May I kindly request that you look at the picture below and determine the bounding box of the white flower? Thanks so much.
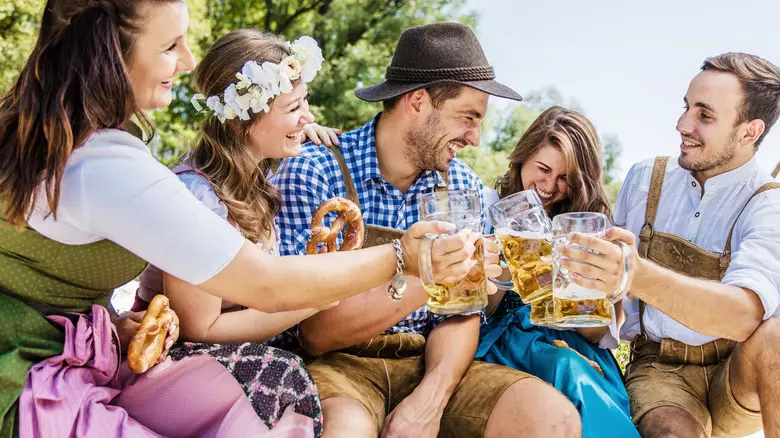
[235,73,252,90]
[248,87,271,113]
[205,95,221,111]
[278,73,293,94]
[279,56,302,81]
[293,36,324,82]
[260,62,282,95]
[191,35,324,123]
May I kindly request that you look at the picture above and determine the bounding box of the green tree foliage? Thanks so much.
[0,0,476,164]
[0,1,43,91]
[151,0,477,164]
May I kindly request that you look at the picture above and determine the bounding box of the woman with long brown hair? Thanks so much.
[478,106,638,438]
[133,29,357,436]
[0,1,478,436]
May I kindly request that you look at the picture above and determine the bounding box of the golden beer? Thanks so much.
[529,293,556,326]
[496,229,553,303]
[552,290,613,327]
[425,238,487,314]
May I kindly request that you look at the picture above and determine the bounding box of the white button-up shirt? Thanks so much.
[613,155,780,346]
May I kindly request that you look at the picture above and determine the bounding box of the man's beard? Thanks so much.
[678,129,739,173]
[403,110,451,173]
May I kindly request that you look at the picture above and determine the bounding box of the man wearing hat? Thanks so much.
[274,22,581,437]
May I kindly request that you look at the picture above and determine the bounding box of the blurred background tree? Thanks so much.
[0,1,623,204]
[1,0,630,366]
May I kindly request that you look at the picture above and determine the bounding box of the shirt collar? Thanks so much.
[355,115,381,183]
[691,155,760,194]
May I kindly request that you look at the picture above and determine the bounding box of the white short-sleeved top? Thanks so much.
[27,129,245,286]
[611,155,780,346]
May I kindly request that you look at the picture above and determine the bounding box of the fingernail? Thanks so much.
[170,323,177,333]
[166,339,174,349]
[440,222,457,231]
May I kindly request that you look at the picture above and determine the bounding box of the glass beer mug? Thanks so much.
[551,212,630,327]
[487,190,555,325]
[418,189,487,314]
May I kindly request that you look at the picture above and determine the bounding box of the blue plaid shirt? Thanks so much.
[273,114,484,337]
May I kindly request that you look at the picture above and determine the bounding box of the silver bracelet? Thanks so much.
[388,239,407,301]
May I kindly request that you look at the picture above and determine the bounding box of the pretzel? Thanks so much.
[127,295,174,374]
[306,197,365,254]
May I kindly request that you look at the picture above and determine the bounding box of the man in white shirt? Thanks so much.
[559,52,780,438]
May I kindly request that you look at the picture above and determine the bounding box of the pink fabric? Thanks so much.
[18,305,314,438]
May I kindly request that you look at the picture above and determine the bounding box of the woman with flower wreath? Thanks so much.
[0,1,479,437]
[133,29,357,437]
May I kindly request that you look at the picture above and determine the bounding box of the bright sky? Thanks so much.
[467,0,780,180]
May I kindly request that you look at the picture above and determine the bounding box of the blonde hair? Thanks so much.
[189,29,294,243]
[495,106,611,218]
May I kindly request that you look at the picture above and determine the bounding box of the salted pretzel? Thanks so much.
[127,295,174,374]
[306,197,365,254]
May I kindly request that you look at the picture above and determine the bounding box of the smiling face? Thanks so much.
[246,83,314,161]
[676,69,753,179]
[126,1,196,111]
[519,143,569,211]
[404,86,489,172]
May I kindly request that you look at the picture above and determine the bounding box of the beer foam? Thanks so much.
[495,227,550,240]
[556,283,606,300]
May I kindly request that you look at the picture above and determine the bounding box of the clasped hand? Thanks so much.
[558,226,638,300]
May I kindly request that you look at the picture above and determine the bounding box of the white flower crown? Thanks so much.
[191,35,324,123]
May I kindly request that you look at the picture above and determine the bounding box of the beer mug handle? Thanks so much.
[418,233,440,289]
[484,234,515,291]
[607,240,633,302]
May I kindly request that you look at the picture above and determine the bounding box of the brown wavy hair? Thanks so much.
[495,106,611,218]
[188,29,292,243]
[0,0,176,227]
[702,52,780,148]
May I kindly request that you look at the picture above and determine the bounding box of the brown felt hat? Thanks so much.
[355,22,522,102]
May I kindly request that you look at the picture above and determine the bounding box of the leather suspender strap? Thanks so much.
[638,156,669,258]
[638,156,669,337]
[326,144,360,207]
[722,182,780,257]
[326,144,451,204]
[435,171,449,192]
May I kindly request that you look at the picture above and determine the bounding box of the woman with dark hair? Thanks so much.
[0,2,477,436]
[478,106,639,438]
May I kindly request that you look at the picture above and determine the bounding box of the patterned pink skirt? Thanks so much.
[18,305,314,438]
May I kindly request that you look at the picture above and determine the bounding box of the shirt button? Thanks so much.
[695,212,700,218]
[692,181,697,187]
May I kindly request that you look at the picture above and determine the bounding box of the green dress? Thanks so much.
[0,216,147,437]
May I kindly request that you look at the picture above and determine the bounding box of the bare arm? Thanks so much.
[380,315,480,436]
[565,227,764,343]
[299,278,428,355]
[165,273,322,344]
[193,222,476,314]
[630,258,762,342]
[419,315,479,400]
[299,234,502,355]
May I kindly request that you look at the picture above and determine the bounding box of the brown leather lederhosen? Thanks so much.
[630,156,780,366]
[307,146,534,436]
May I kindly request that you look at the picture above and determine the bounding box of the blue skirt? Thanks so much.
[477,298,639,438]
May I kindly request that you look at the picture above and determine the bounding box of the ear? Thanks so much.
[401,89,428,120]
[741,118,765,147]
